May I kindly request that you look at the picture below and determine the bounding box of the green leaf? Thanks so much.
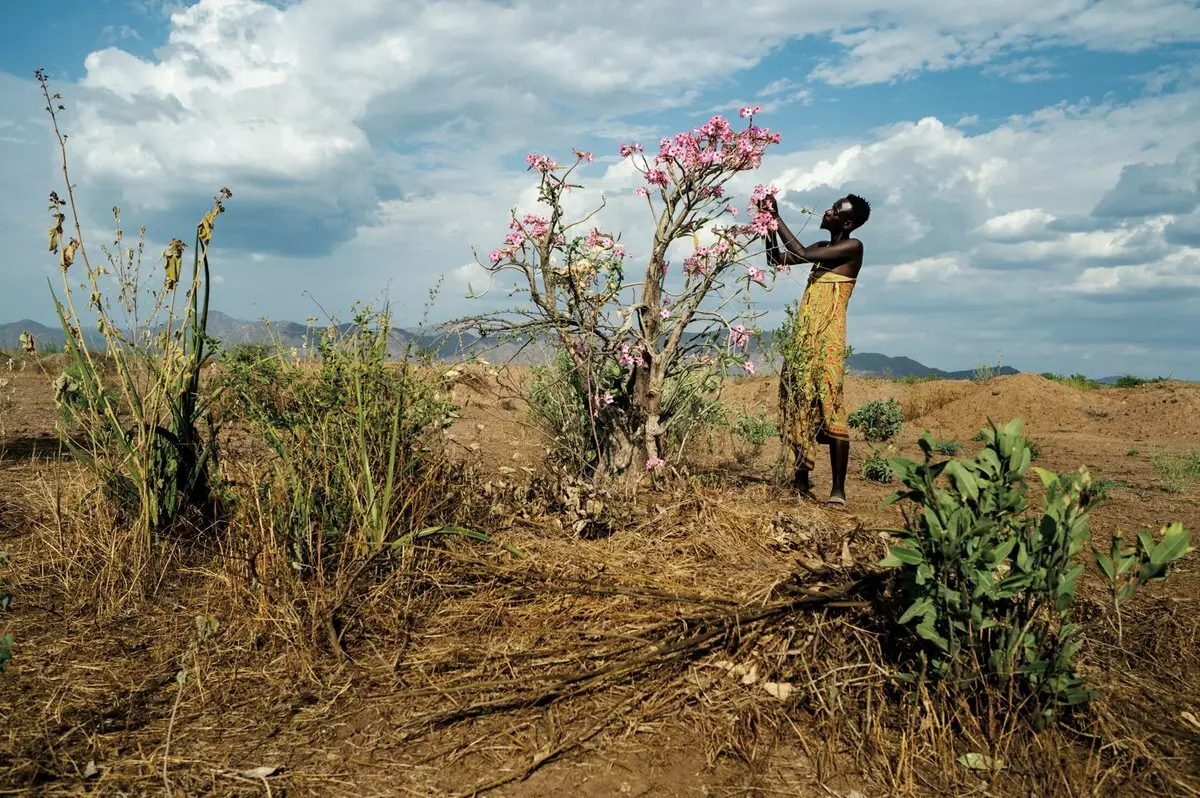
[1150,523,1193,566]
[916,615,949,651]
[1093,551,1115,582]
[899,597,933,625]
[884,546,925,566]
[1032,467,1059,490]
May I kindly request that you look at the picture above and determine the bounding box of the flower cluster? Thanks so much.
[739,105,762,118]
[620,113,781,195]
[591,391,615,418]
[619,341,646,368]
[729,323,754,349]
[526,153,558,173]
[682,239,734,278]
[490,213,562,264]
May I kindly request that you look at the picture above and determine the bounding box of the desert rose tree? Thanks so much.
[462,108,792,482]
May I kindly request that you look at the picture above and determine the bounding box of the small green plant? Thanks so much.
[880,417,1189,728]
[1093,524,1194,645]
[848,398,903,443]
[731,407,778,463]
[1027,438,1041,460]
[972,351,1004,382]
[933,439,962,456]
[861,447,893,483]
[1057,473,1122,503]
[1127,448,1139,457]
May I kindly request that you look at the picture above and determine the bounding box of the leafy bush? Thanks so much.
[41,72,228,549]
[731,407,778,463]
[881,418,1191,728]
[1115,375,1167,388]
[1041,373,1101,390]
[933,439,961,456]
[237,306,470,579]
[527,349,726,472]
[848,398,903,443]
[861,448,893,483]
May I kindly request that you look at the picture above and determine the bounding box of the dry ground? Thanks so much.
[1,360,1198,796]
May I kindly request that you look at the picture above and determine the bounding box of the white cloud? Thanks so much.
[885,256,963,282]
[977,208,1056,241]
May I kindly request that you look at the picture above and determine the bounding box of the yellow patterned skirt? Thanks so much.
[779,268,856,472]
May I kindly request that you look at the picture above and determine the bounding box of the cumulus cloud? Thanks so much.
[3,0,1200,378]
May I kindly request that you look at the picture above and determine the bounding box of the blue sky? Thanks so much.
[1,0,1199,378]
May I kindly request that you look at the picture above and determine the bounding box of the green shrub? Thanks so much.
[933,439,961,456]
[240,305,476,577]
[731,407,778,462]
[1043,373,1101,390]
[861,448,893,483]
[1115,375,1167,388]
[848,398,903,443]
[527,349,726,472]
[880,418,1190,729]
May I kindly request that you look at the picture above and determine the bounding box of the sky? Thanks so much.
[1,0,1199,378]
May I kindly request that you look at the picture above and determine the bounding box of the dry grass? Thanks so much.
[1,368,1198,797]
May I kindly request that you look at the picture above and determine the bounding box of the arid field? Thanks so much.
[1,357,1198,797]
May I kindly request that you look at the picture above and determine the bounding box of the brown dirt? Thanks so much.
[1,361,1199,796]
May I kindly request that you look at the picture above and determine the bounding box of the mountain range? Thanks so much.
[0,312,1108,381]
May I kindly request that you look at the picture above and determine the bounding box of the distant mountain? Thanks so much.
[2,312,1017,378]
[846,352,1020,380]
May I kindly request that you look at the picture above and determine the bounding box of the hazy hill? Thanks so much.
[3,311,1018,378]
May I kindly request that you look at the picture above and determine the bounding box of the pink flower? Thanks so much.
[489,248,507,264]
[747,266,766,283]
[744,360,757,376]
[613,245,625,259]
[573,149,594,162]
[525,153,558,173]
[739,105,762,118]
[749,184,779,204]
[644,168,669,187]
[645,457,666,471]
[619,342,646,368]
[619,143,645,158]
[729,324,751,349]
[751,211,778,237]
[635,186,649,197]
[591,391,615,418]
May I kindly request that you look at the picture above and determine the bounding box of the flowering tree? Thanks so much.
[463,107,791,482]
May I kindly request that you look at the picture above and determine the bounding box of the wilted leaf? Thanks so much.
[240,766,281,779]
[958,752,1004,771]
[762,681,794,700]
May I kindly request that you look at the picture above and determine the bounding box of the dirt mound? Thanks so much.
[916,373,1114,439]
[1100,381,1200,444]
